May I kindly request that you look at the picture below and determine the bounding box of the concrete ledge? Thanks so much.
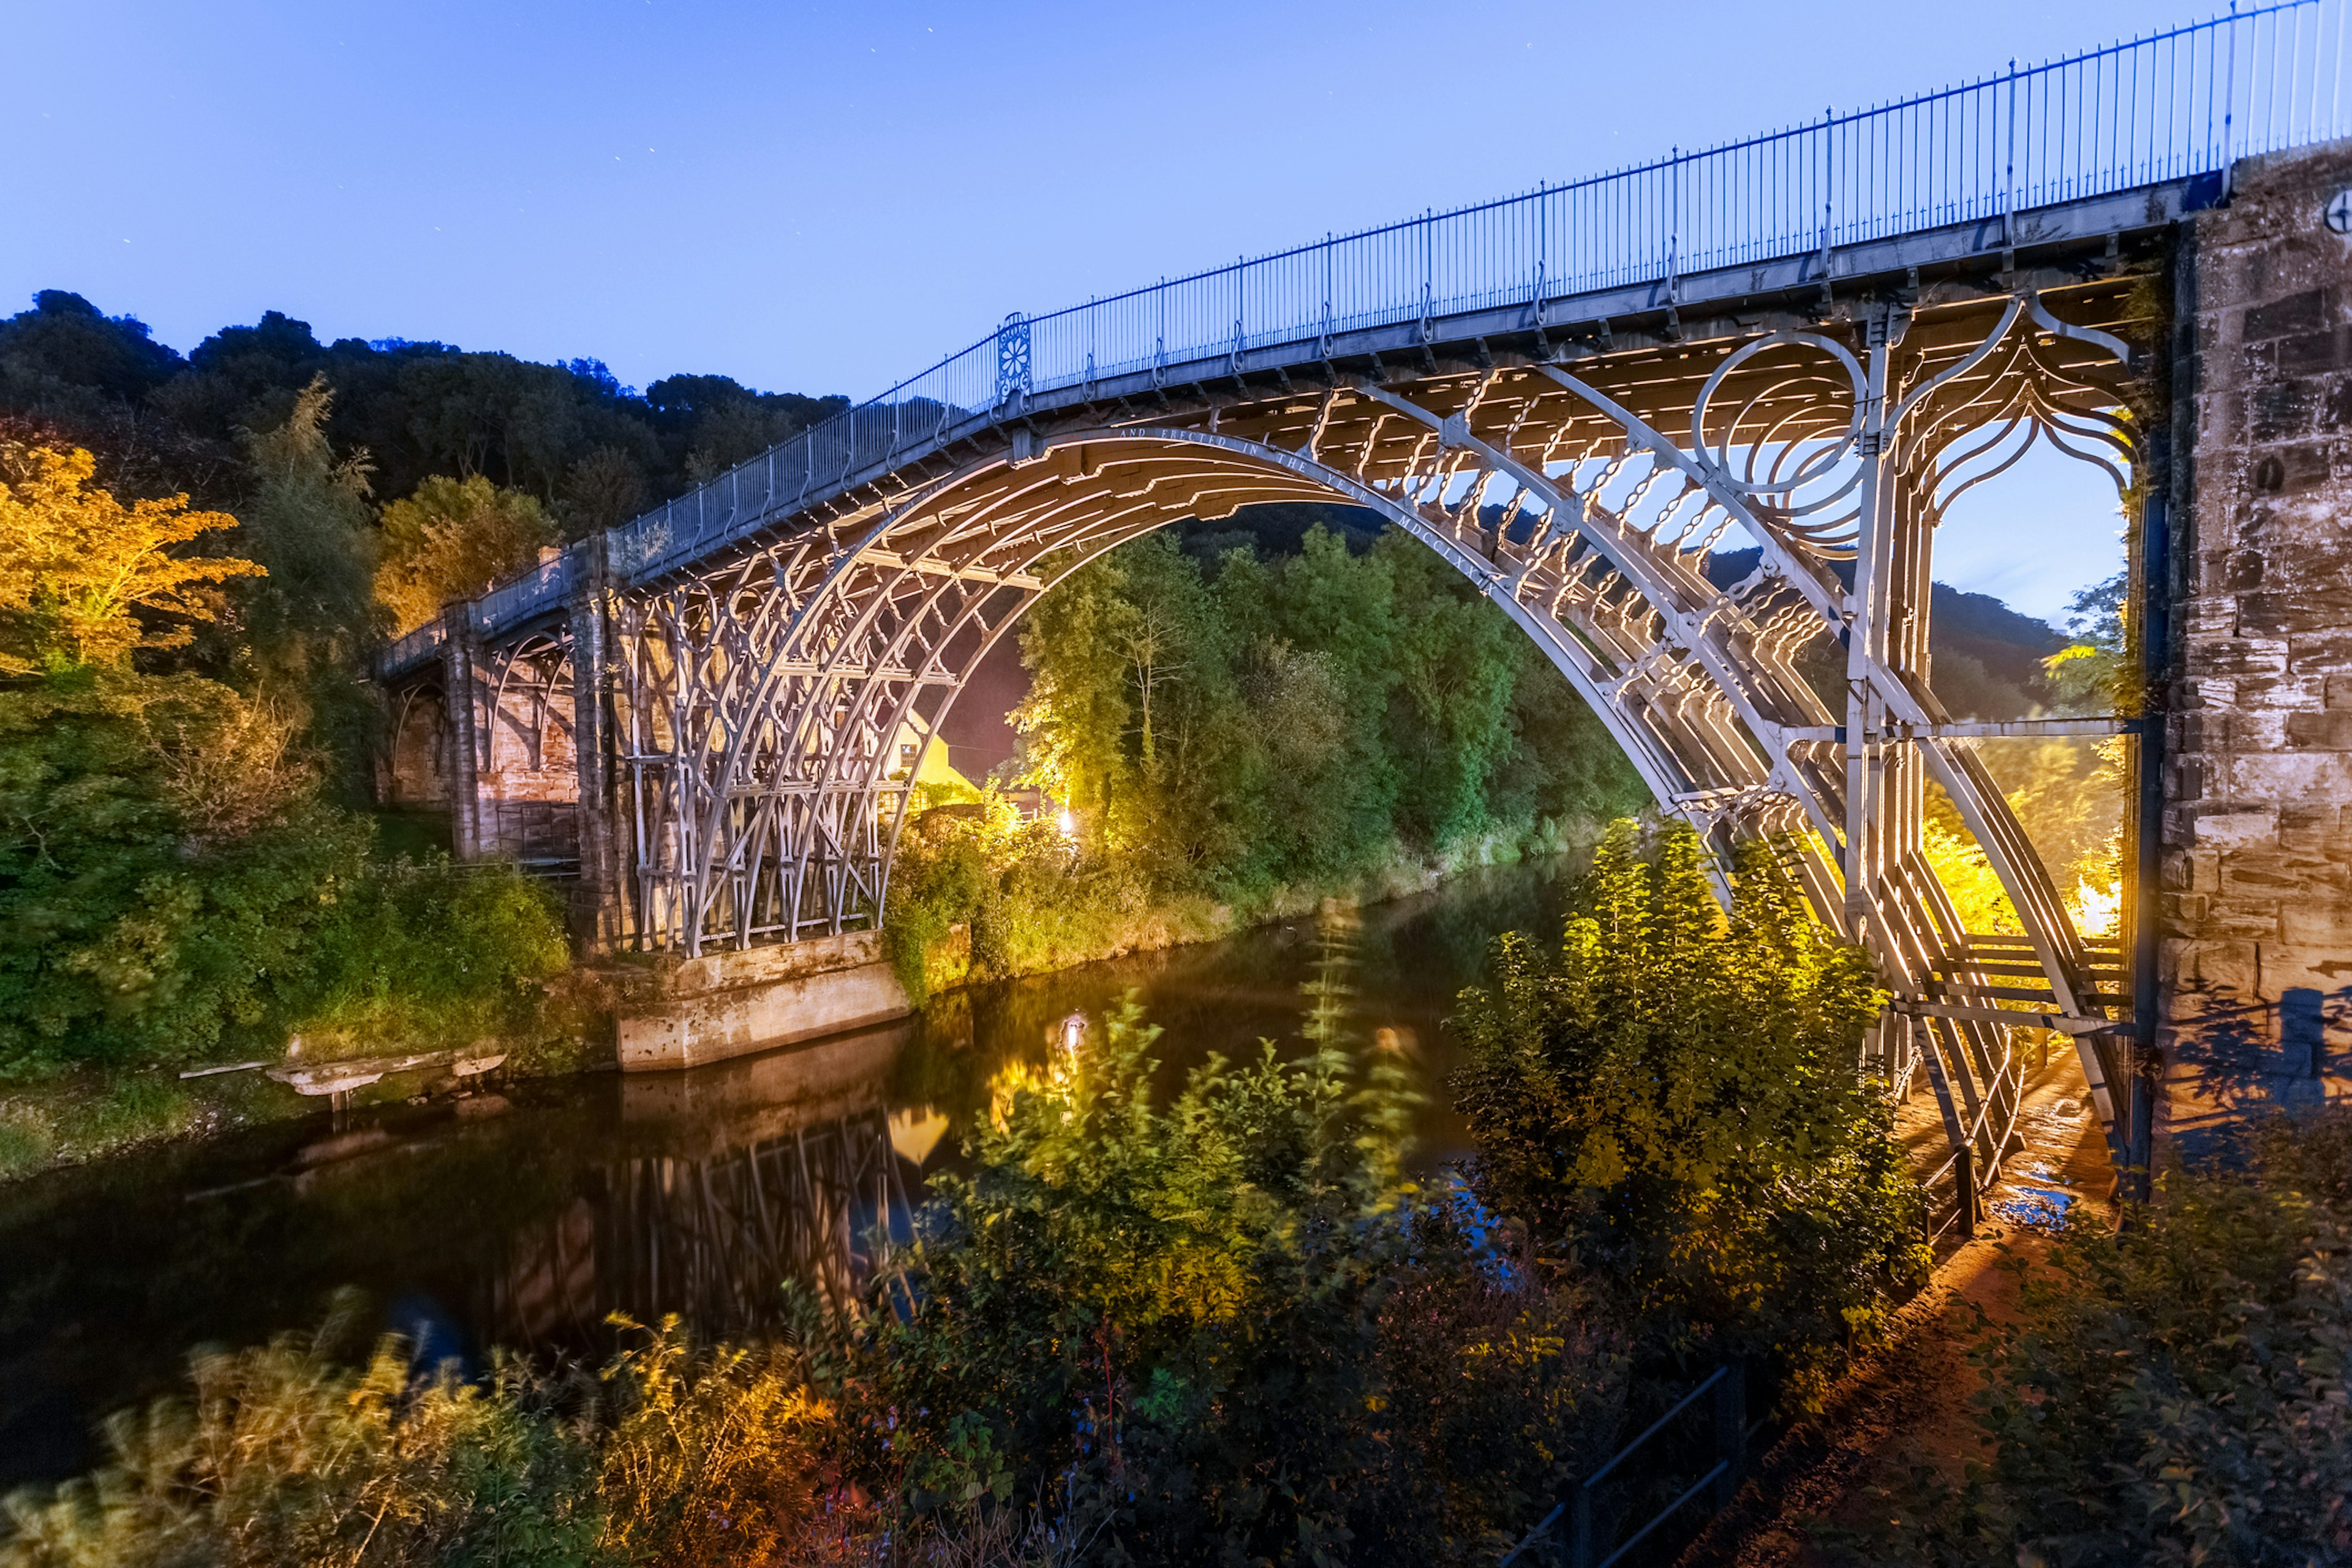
[616,930,913,1071]
[617,1016,911,1157]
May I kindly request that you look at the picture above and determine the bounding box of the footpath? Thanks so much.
[1676,1048,2115,1567]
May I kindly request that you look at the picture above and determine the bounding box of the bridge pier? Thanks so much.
[612,932,913,1072]
[440,605,483,861]
[566,542,631,949]
[2157,137,2352,1137]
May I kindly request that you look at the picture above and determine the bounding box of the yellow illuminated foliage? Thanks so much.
[373,473,555,635]
[0,443,260,674]
[1922,815,2021,935]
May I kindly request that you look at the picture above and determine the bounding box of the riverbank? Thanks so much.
[0,1024,611,1186]
[884,801,1602,1003]
[0,834,1596,1186]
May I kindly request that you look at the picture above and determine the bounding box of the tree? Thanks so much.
[2042,567,2127,715]
[1450,820,1926,1409]
[374,473,556,635]
[0,291,183,407]
[1012,555,1142,835]
[0,440,258,674]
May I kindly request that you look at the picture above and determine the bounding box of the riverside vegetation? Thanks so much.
[1,822,1931,1567]
[10,840,2340,1566]
[882,521,1648,1000]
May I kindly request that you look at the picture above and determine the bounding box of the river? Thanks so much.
[0,859,1580,1492]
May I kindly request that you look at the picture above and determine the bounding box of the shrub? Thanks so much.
[840,920,1627,1565]
[1871,1110,2352,1567]
[0,668,571,1079]
[595,1316,860,1567]
[1450,820,1927,1409]
[0,1300,602,1568]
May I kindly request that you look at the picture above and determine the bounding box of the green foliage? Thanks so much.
[292,856,573,1054]
[0,441,257,676]
[374,474,556,636]
[1863,1111,2352,1568]
[1450,820,1926,1408]
[883,791,1164,1004]
[594,1316,848,1567]
[229,382,383,795]
[0,668,568,1078]
[841,918,1627,1565]
[0,1305,872,1568]
[1,292,846,528]
[886,522,1648,996]
[1014,526,1642,894]
[2041,568,2128,717]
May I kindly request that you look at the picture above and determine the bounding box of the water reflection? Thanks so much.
[492,1023,924,1351]
[0,858,1580,1490]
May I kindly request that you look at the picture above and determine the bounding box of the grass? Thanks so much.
[0,1071,233,1181]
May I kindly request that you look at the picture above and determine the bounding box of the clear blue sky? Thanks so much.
[2,0,2166,619]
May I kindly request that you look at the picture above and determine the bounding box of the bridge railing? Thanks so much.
[432,0,2347,658]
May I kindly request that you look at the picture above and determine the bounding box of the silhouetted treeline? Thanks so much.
[0,289,846,530]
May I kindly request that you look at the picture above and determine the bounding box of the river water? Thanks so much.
[0,859,1579,1491]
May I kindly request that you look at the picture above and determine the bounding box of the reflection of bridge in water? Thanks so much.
[484,1020,940,1351]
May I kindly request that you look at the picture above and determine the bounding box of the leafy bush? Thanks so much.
[594,1317,857,1567]
[0,1299,603,1568]
[0,668,570,1078]
[840,923,1627,1565]
[1870,1110,2352,1567]
[1450,819,1927,1409]
[883,791,1175,1005]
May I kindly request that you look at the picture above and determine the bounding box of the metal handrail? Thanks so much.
[393,1,2346,666]
[1499,1362,1747,1567]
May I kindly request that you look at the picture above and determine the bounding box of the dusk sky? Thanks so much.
[2,0,2169,618]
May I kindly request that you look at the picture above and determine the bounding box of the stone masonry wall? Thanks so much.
[2163,138,2352,1087]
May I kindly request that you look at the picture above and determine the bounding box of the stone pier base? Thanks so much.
[616,930,913,1072]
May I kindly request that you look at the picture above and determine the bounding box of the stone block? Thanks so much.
[2220,853,2305,894]
[2319,674,2352,709]
[2228,750,2352,801]
[2184,638,2288,679]
[2277,326,2352,379]
[2227,708,2293,751]
[2179,938,2262,998]
[2206,899,2285,940]
[2261,949,2352,995]
[2286,709,2352,749]
[2192,809,2280,848]
[2282,900,2352,948]
[2245,442,2339,500]
[2241,589,2346,638]
[2242,288,2324,343]
[2249,380,2312,441]
[2279,804,2343,853]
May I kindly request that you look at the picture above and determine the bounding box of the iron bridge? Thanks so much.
[377,2,2352,1205]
